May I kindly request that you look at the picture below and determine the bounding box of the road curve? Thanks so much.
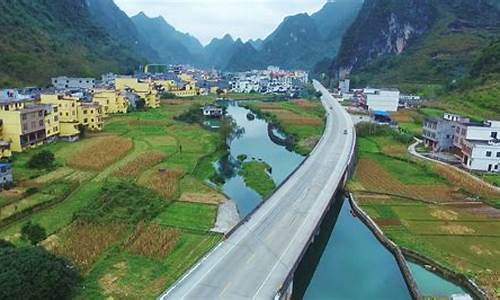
[160,80,356,300]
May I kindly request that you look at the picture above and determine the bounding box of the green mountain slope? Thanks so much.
[86,0,159,62]
[332,0,500,87]
[0,0,143,87]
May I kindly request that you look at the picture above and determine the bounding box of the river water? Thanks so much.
[215,102,468,299]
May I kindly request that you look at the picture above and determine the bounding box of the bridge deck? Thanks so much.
[160,81,355,299]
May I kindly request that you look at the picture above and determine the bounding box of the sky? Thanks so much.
[114,0,327,45]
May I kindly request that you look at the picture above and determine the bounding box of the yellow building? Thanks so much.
[40,94,80,141]
[115,77,160,108]
[0,101,46,152]
[78,102,103,131]
[40,94,104,140]
[170,83,198,97]
[39,104,60,142]
[92,89,128,115]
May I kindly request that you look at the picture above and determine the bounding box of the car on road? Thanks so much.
[344,129,348,135]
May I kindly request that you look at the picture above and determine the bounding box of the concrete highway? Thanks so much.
[160,80,356,300]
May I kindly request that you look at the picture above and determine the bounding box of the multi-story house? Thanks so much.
[40,94,80,141]
[40,94,104,141]
[453,120,500,172]
[92,89,128,116]
[78,102,103,131]
[52,76,96,90]
[422,113,465,151]
[115,77,160,108]
[0,100,46,152]
[28,104,60,143]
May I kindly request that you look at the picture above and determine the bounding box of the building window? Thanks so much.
[38,111,43,117]
[497,152,500,158]
[39,120,43,126]
[22,114,27,120]
[84,118,88,123]
[486,151,492,157]
[492,132,498,139]
[84,110,88,114]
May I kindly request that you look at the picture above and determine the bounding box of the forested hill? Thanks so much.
[0,0,145,87]
[330,0,500,87]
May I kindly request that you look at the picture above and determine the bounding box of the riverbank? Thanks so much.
[348,124,500,298]
[242,99,326,155]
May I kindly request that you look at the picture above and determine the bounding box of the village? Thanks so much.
[0,65,309,187]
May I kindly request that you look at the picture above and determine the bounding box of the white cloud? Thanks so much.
[114,0,326,45]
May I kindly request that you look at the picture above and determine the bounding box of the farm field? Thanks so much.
[0,96,229,298]
[350,130,500,297]
[246,99,326,155]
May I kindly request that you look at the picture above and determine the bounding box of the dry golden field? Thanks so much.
[67,136,133,171]
[114,152,167,178]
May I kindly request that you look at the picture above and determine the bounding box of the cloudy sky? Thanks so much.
[114,0,326,45]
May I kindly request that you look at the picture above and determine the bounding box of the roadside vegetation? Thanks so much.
[245,99,326,155]
[0,95,230,298]
[349,123,500,297]
[239,160,276,198]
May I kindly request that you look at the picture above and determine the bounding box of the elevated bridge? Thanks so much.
[160,80,356,299]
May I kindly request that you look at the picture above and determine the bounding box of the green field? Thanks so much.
[351,129,500,297]
[0,97,227,298]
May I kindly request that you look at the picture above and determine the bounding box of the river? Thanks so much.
[214,102,469,299]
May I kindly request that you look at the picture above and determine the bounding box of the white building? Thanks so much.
[363,88,400,112]
[52,76,96,90]
[338,79,350,94]
[453,120,500,172]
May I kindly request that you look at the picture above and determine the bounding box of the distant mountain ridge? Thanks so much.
[224,0,364,71]
[131,12,206,66]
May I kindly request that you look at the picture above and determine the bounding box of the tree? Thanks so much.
[21,221,47,245]
[0,246,80,299]
[135,98,146,111]
[216,88,225,96]
[0,239,14,249]
[27,150,55,169]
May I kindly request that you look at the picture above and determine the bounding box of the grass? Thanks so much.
[239,160,276,198]
[153,202,218,232]
[0,98,229,297]
[478,173,500,187]
[352,131,500,297]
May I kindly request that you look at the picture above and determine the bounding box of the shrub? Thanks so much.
[21,221,47,245]
[0,246,80,300]
[161,92,178,99]
[74,181,165,224]
[174,105,203,124]
[0,239,14,249]
[27,150,55,169]
[24,187,39,197]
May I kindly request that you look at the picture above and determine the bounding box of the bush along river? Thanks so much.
[214,101,470,299]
